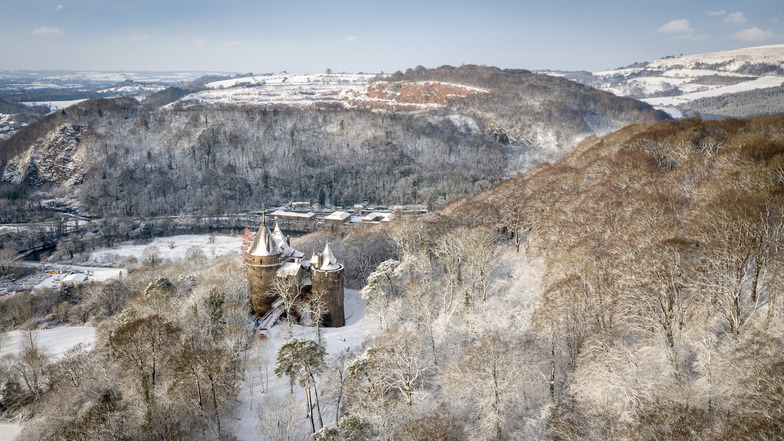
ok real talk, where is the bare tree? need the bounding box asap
[443,331,521,440]
[142,245,161,267]
[0,246,18,278]
[108,314,180,426]
[272,274,307,338]
[257,393,306,441]
[14,330,49,401]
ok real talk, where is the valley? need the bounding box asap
[1,44,784,441]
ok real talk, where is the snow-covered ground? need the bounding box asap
[233,288,378,440]
[32,266,127,290]
[0,423,21,440]
[0,326,96,360]
[86,233,243,265]
[20,99,88,111]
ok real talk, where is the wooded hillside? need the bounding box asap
[0,65,667,221]
[364,115,784,439]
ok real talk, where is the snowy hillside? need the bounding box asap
[564,44,784,118]
[181,73,489,112]
[642,44,784,72]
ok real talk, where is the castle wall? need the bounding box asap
[312,267,345,327]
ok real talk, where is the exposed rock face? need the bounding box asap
[3,124,85,185]
[349,81,488,111]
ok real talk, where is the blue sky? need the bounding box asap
[2,0,783,73]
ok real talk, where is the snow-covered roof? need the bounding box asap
[272,209,315,219]
[63,273,88,283]
[276,261,302,278]
[272,222,304,259]
[320,243,341,271]
[248,220,281,257]
[362,212,395,222]
[325,211,351,221]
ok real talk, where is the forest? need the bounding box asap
[683,85,784,120]
[1,115,782,440]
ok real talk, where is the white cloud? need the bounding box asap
[32,26,63,36]
[725,12,747,23]
[658,19,694,34]
[707,10,727,17]
[224,40,241,46]
[332,36,358,43]
[731,27,777,41]
[55,4,64,11]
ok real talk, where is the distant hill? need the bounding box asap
[0,65,667,220]
[554,44,784,118]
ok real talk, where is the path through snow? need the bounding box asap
[232,288,379,440]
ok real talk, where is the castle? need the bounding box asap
[243,216,345,327]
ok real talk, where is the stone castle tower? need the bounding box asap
[245,218,287,315]
[244,215,345,327]
[310,243,345,327]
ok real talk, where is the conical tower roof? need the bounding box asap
[248,215,282,257]
[272,221,304,258]
[320,243,341,271]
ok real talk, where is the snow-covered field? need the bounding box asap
[233,288,378,440]
[206,73,375,89]
[1,234,241,294]
[0,327,97,440]
[186,83,367,109]
[641,75,784,107]
[586,44,784,116]
[0,326,96,361]
[86,233,243,265]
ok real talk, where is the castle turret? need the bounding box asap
[311,243,345,327]
[246,216,284,315]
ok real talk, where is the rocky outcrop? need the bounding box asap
[2,124,85,185]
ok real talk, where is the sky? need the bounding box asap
[2,0,783,73]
